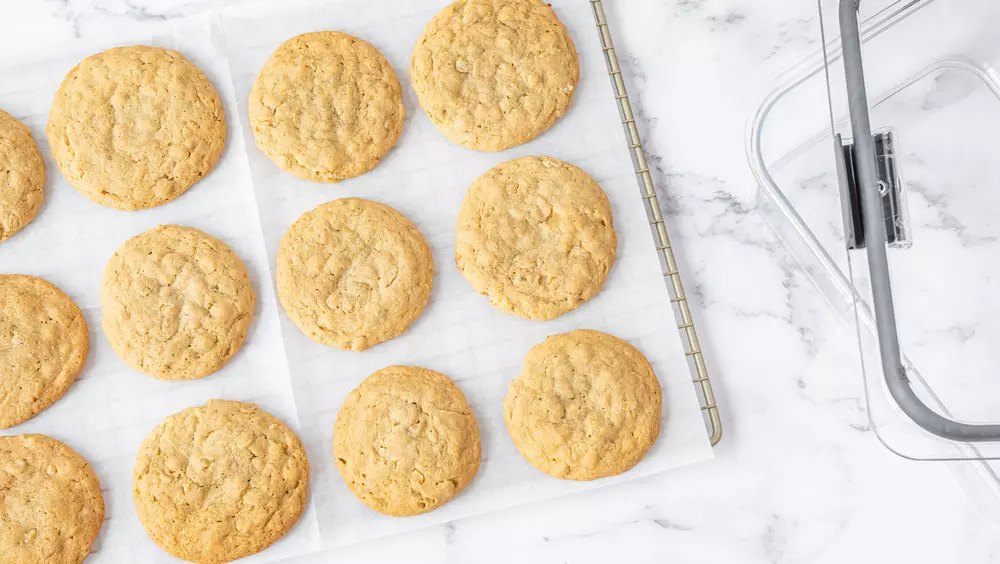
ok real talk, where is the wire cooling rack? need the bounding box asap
[591,0,722,446]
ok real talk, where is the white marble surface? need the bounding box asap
[4,0,1000,562]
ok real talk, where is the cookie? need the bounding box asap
[0,275,88,429]
[411,0,579,151]
[0,434,104,564]
[455,156,617,320]
[276,198,433,351]
[249,31,404,182]
[47,46,225,210]
[504,330,662,480]
[133,400,308,564]
[334,365,481,516]
[0,111,44,242]
[101,225,255,380]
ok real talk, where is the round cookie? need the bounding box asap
[411,0,579,151]
[47,46,226,210]
[133,400,308,564]
[101,225,255,380]
[455,156,617,320]
[276,198,433,351]
[0,275,88,429]
[0,111,44,243]
[249,31,404,182]
[504,330,662,480]
[0,434,104,564]
[333,365,481,516]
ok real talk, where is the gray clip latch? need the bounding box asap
[835,129,910,250]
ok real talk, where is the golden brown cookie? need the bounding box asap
[249,31,404,182]
[133,400,308,564]
[0,275,88,429]
[276,198,433,351]
[411,0,579,151]
[334,366,481,516]
[455,156,617,320]
[0,111,44,242]
[101,225,255,380]
[504,330,662,480]
[47,46,226,210]
[0,434,104,564]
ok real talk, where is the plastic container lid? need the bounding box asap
[749,0,1000,462]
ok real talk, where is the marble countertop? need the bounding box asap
[5,0,1000,562]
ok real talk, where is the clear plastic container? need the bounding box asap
[748,0,1000,508]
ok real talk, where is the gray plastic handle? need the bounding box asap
[839,0,1000,441]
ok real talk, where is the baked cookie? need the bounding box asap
[133,400,308,564]
[0,275,88,429]
[0,434,104,564]
[0,111,44,242]
[411,0,579,151]
[47,46,225,210]
[101,225,255,380]
[276,198,433,351]
[334,365,481,516]
[249,31,404,182]
[504,330,662,480]
[455,156,616,320]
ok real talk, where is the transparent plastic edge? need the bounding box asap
[746,0,1000,463]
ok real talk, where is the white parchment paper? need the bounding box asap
[220,0,714,550]
[0,20,319,564]
[0,0,713,561]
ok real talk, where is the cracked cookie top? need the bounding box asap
[0,275,88,429]
[333,365,480,516]
[47,46,225,210]
[133,400,308,564]
[411,0,579,151]
[505,330,661,480]
[276,198,433,352]
[249,31,404,182]
[456,156,616,320]
[0,434,104,564]
[0,110,44,242]
[101,224,255,380]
